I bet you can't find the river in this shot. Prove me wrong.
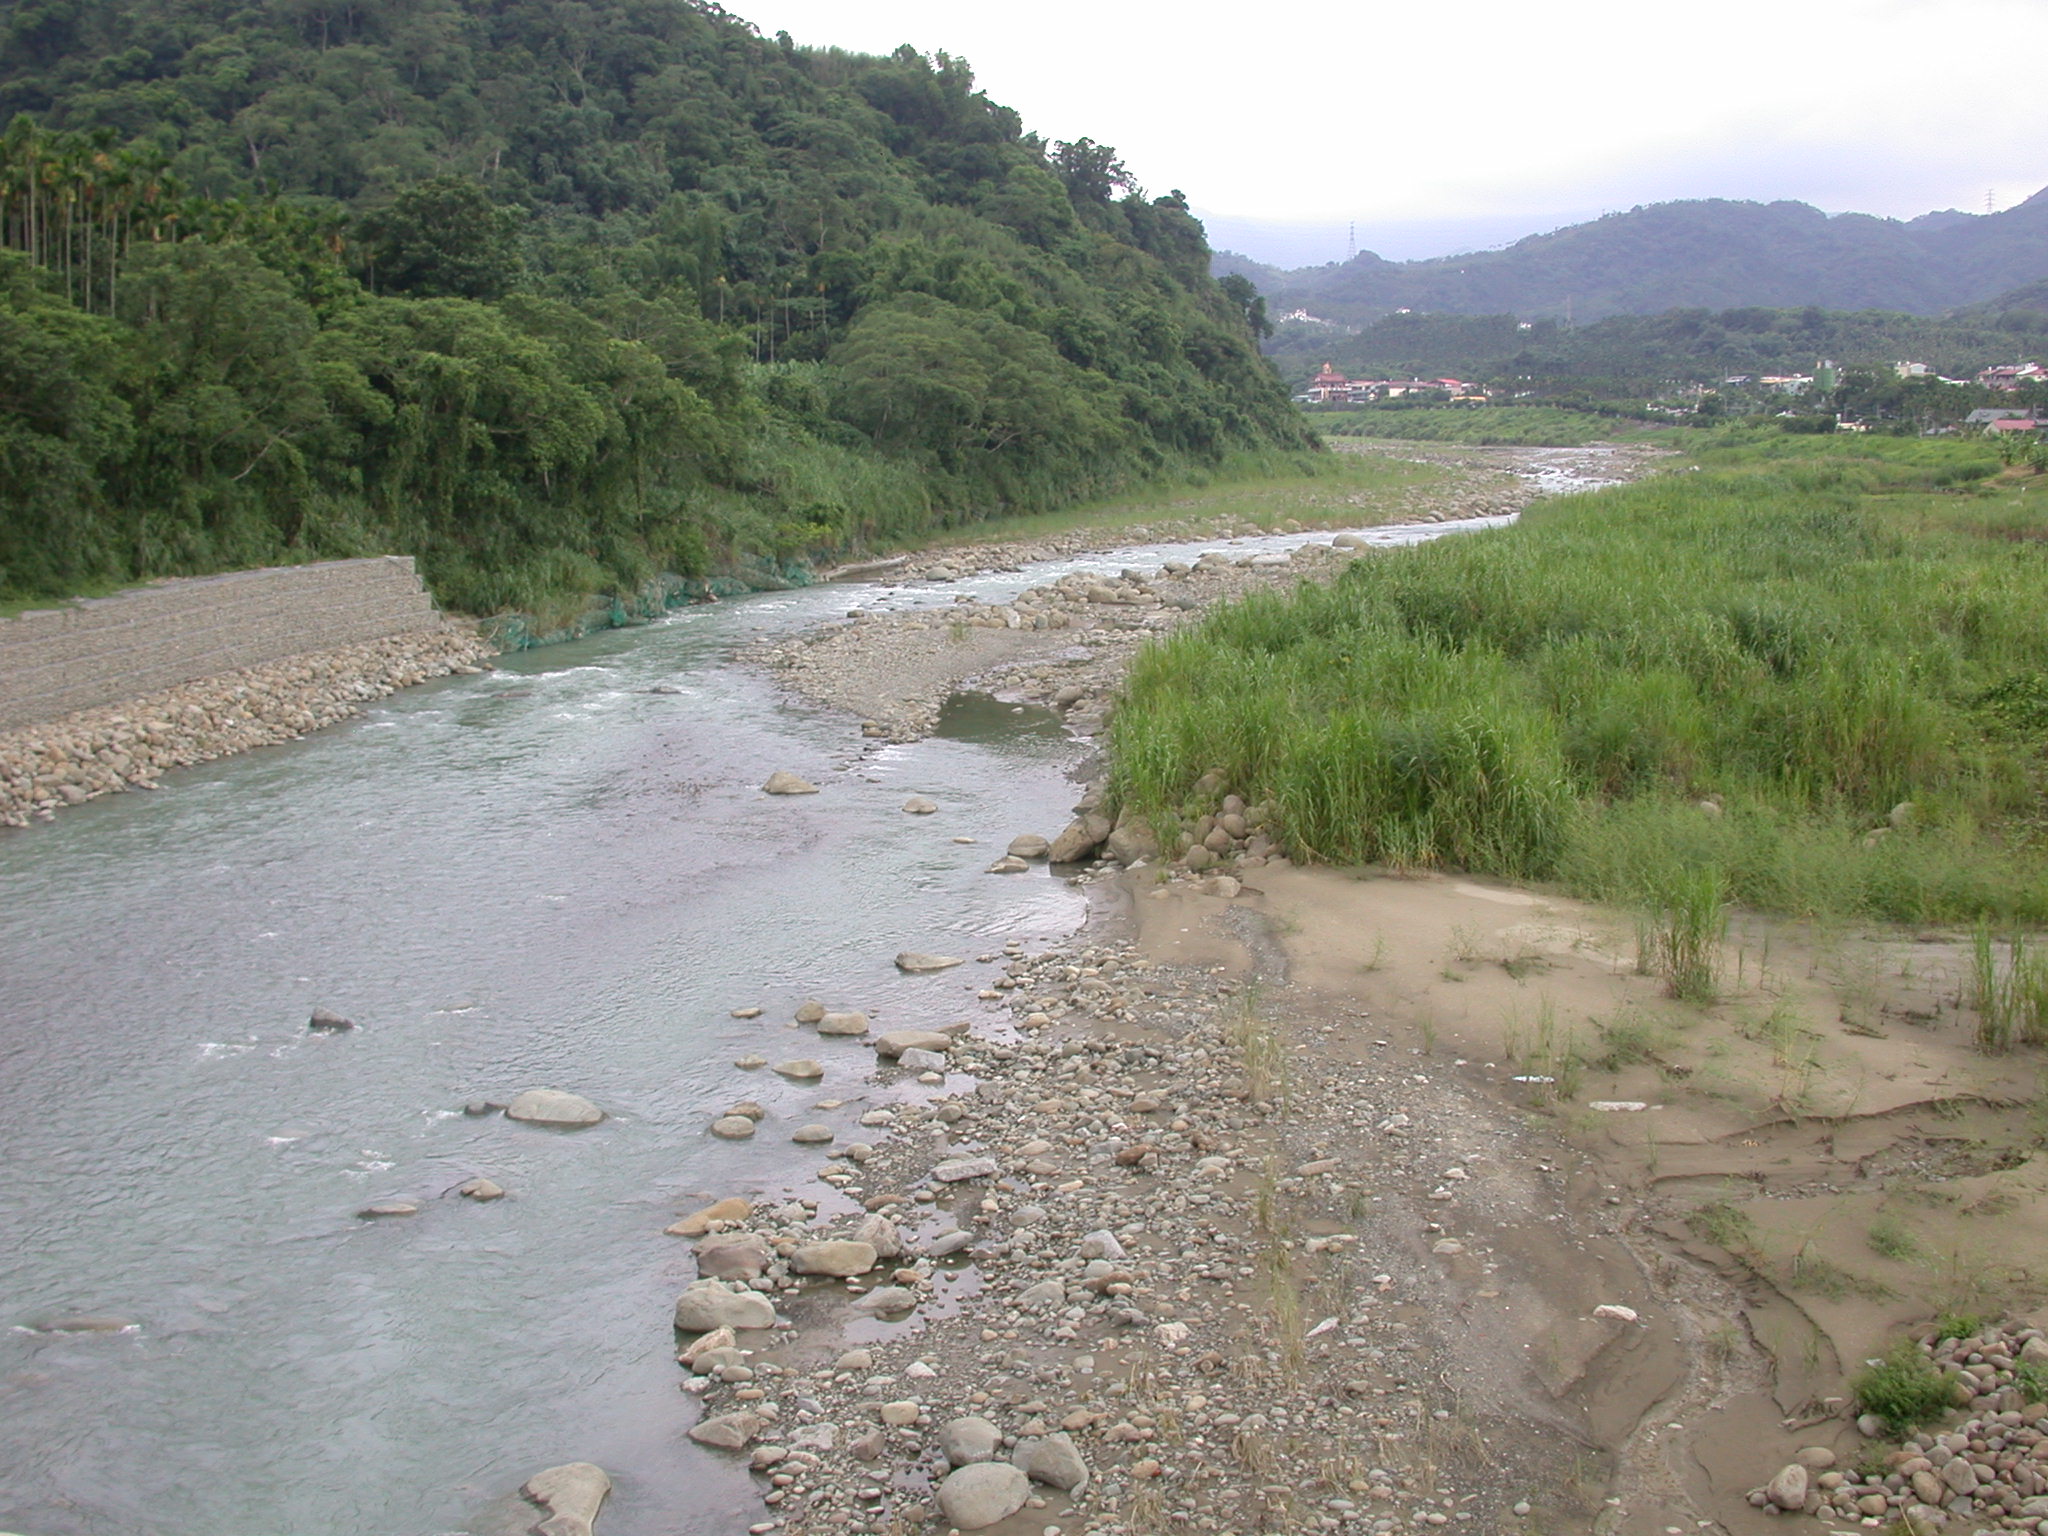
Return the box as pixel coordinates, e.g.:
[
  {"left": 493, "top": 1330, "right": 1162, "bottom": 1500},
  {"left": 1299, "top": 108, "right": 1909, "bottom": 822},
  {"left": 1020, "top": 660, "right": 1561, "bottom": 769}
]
[{"left": 0, "top": 459, "right": 1617, "bottom": 1536}]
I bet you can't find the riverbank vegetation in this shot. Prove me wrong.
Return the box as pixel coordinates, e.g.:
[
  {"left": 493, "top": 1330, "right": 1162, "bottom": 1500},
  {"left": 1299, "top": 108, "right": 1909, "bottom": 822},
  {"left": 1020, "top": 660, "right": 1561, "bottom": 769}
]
[
  {"left": 1317, "top": 404, "right": 1653, "bottom": 447},
  {"left": 914, "top": 446, "right": 1446, "bottom": 550},
  {"left": 0, "top": 0, "right": 1308, "bottom": 620},
  {"left": 1110, "top": 434, "right": 2048, "bottom": 923}
]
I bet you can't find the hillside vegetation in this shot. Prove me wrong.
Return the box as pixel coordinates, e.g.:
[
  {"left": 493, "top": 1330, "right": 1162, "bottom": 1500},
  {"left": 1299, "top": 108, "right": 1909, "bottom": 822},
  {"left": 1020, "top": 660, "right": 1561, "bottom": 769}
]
[
  {"left": 1110, "top": 435, "right": 2048, "bottom": 924},
  {"left": 1224, "top": 191, "right": 2048, "bottom": 326},
  {"left": 0, "top": 0, "right": 1307, "bottom": 618}
]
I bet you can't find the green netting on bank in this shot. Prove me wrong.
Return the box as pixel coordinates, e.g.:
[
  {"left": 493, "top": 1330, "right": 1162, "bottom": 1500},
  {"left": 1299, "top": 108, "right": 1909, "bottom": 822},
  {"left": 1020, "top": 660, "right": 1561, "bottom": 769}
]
[{"left": 481, "top": 559, "right": 816, "bottom": 651}]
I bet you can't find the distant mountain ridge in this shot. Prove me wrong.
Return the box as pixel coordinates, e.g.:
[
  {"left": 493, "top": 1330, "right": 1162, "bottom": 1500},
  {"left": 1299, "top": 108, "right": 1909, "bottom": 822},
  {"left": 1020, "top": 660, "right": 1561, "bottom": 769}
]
[{"left": 1220, "top": 189, "right": 2048, "bottom": 324}]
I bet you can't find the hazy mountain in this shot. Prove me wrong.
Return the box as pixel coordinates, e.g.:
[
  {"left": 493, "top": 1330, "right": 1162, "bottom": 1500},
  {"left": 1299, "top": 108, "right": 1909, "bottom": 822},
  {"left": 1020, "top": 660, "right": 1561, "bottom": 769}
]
[{"left": 1229, "top": 190, "right": 2048, "bottom": 324}]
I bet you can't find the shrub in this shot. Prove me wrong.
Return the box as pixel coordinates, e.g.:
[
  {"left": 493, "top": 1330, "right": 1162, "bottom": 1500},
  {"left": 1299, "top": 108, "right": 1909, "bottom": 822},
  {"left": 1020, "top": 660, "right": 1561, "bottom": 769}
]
[{"left": 1852, "top": 1342, "right": 1951, "bottom": 1436}]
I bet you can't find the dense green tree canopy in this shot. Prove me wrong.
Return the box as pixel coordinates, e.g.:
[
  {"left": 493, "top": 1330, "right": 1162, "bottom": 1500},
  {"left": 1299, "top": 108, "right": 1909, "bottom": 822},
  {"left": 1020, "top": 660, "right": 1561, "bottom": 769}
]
[{"left": 0, "top": 0, "right": 1309, "bottom": 616}]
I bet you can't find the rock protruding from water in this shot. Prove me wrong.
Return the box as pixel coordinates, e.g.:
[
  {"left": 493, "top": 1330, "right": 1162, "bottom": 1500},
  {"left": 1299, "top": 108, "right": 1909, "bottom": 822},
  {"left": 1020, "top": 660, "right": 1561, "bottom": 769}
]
[
  {"left": 902, "top": 795, "right": 938, "bottom": 814},
  {"left": 667, "top": 1197, "right": 750, "bottom": 1237},
  {"left": 875, "top": 1029, "right": 953, "bottom": 1059},
  {"left": 894, "top": 951, "right": 963, "bottom": 973},
  {"left": 308, "top": 1007, "right": 355, "bottom": 1031},
  {"left": 505, "top": 1089, "right": 604, "bottom": 1127},
  {"left": 689, "top": 1410, "right": 765, "bottom": 1450},
  {"left": 1047, "top": 813, "right": 1112, "bottom": 863},
  {"left": 457, "top": 1177, "right": 505, "bottom": 1201},
  {"left": 790, "top": 1239, "right": 878, "bottom": 1277},
  {"left": 761, "top": 770, "right": 818, "bottom": 795},
  {"left": 30, "top": 1314, "right": 136, "bottom": 1333},
  {"left": 937, "top": 1462, "right": 1030, "bottom": 1529},
  {"left": 674, "top": 1280, "right": 779, "bottom": 1332},
  {"left": 696, "top": 1233, "right": 773, "bottom": 1280},
  {"left": 816, "top": 1010, "right": 869, "bottom": 1036},
  {"left": 1006, "top": 833, "right": 1051, "bottom": 859},
  {"left": 522, "top": 1462, "right": 611, "bottom": 1536}
]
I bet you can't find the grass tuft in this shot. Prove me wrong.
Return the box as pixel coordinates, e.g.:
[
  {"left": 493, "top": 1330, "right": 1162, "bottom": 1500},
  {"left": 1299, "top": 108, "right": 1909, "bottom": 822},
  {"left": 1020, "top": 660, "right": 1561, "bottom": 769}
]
[{"left": 1852, "top": 1341, "right": 1951, "bottom": 1436}]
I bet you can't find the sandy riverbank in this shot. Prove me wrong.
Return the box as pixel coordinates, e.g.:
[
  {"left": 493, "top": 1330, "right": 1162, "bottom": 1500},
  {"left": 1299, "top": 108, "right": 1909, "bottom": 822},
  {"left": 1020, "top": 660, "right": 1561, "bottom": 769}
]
[{"left": 663, "top": 441, "right": 2048, "bottom": 1536}]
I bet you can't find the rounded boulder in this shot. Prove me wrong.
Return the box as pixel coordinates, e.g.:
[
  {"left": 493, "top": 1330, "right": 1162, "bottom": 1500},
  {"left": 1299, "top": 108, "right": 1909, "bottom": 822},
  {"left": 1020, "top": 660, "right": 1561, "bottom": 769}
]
[
  {"left": 937, "top": 1463, "right": 1030, "bottom": 1530},
  {"left": 790, "top": 1240, "right": 878, "bottom": 1278},
  {"left": 505, "top": 1089, "right": 605, "bottom": 1128}
]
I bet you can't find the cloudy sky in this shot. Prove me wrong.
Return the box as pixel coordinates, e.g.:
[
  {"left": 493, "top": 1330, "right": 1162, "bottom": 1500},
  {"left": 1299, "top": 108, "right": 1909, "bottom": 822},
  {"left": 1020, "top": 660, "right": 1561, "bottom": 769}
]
[{"left": 745, "top": 0, "right": 2048, "bottom": 267}]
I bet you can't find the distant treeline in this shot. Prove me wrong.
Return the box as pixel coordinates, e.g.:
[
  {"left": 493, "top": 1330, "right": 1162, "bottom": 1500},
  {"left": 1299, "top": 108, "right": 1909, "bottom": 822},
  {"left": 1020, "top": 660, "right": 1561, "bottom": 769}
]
[
  {"left": 1268, "top": 305, "right": 2048, "bottom": 399},
  {"left": 0, "top": 0, "right": 1307, "bottom": 616}
]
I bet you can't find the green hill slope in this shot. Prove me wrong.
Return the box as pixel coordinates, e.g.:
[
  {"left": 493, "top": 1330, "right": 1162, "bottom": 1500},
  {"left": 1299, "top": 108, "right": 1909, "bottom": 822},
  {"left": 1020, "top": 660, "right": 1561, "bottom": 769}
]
[{"left": 0, "top": 0, "right": 1307, "bottom": 617}]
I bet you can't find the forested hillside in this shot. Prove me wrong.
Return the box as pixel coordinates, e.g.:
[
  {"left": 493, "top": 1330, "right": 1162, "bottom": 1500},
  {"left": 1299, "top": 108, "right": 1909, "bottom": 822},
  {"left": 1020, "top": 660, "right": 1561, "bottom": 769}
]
[
  {"left": 1224, "top": 191, "right": 2048, "bottom": 326},
  {"left": 0, "top": 0, "right": 1308, "bottom": 617}
]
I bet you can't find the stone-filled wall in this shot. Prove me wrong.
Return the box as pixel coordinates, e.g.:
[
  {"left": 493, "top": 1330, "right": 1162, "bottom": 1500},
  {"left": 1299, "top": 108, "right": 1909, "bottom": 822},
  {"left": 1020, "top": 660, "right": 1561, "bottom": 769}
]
[{"left": 0, "top": 557, "right": 452, "bottom": 732}]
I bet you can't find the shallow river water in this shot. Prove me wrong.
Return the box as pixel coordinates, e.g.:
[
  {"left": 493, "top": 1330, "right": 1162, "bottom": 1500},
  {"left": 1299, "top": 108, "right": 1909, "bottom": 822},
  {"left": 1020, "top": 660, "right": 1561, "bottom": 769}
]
[{"left": 0, "top": 461, "right": 1613, "bottom": 1536}]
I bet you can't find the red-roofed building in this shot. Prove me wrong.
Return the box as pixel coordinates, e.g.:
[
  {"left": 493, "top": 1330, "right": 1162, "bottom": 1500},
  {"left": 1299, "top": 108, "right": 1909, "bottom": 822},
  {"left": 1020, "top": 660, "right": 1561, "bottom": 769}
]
[{"left": 1978, "top": 363, "right": 2046, "bottom": 391}]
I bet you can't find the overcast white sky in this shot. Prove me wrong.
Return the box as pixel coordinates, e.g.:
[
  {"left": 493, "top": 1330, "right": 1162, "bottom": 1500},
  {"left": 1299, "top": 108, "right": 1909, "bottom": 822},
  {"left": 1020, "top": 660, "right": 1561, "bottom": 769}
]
[{"left": 743, "top": 0, "right": 2048, "bottom": 266}]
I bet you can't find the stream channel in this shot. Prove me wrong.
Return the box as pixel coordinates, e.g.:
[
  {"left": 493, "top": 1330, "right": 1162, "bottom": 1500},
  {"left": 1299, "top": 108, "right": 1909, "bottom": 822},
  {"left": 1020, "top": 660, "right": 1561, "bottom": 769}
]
[{"left": 0, "top": 456, "right": 1613, "bottom": 1536}]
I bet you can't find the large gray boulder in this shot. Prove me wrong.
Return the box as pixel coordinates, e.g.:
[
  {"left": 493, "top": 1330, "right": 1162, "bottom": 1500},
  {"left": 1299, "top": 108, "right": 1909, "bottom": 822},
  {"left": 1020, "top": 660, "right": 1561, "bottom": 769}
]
[
  {"left": 1047, "top": 812, "right": 1113, "bottom": 863},
  {"left": 1018, "top": 1431, "right": 1090, "bottom": 1492},
  {"left": 894, "top": 951, "right": 963, "bottom": 973},
  {"left": 522, "top": 1462, "right": 612, "bottom": 1536},
  {"left": 789, "top": 1240, "right": 878, "bottom": 1277},
  {"left": 940, "top": 1416, "right": 1004, "bottom": 1466},
  {"left": 470, "top": 1462, "right": 612, "bottom": 1536},
  {"left": 852, "top": 1213, "right": 905, "bottom": 1259},
  {"left": 695, "top": 1233, "right": 773, "bottom": 1281},
  {"left": 689, "top": 1411, "right": 765, "bottom": 1450},
  {"left": 937, "top": 1463, "right": 1030, "bottom": 1529},
  {"left": 673, "top": 1280, "right": 778, "bottom": 1333},
  {"left": 505, "top": 1089, "right": 604, "bottom": 1127}
]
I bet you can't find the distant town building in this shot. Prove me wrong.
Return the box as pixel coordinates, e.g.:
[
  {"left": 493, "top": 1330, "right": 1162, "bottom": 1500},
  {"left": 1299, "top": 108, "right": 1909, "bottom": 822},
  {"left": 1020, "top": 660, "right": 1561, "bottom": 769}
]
[
  {"left": 1977, "top": 363, "right": 2047, "bottom": 391},
  {"left": 1966, "top": 408, "right": 2032, "bottom": 426},
  {"left": 1894, "top": 360, "right": 1931, "bottom": 377},
  {"left": 1292, "top": 364, "right": 1478, "bottom": 406},
  {"left": 1278, "top": 308, "right": 1332, "bottom": 326},
  {"left": 1985, "top": 417, "right": 2042, "bottom": 433}
]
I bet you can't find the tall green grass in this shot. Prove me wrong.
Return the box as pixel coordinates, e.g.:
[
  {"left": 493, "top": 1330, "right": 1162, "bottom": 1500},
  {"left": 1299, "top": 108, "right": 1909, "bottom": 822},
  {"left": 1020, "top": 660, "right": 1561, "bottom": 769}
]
[{"left": 1109, "top": 440, "right": 2048, "bottom": 923}]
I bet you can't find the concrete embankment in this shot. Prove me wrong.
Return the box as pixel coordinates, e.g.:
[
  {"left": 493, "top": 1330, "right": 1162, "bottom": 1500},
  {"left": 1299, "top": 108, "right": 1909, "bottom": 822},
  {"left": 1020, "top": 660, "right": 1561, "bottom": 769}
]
[{"left": 0, "top": 558, "right": 493, "bottom": 828}]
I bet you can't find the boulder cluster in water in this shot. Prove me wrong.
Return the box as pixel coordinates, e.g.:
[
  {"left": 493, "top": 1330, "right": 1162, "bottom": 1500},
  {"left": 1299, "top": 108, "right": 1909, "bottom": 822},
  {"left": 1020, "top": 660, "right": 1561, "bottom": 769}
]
[{"left": 0, "top": 629, "right": 494, "bottom": 828}]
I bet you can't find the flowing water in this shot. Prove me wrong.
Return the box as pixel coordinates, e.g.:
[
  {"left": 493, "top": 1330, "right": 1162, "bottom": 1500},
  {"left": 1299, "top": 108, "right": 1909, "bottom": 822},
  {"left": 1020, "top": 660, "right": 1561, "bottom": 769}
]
[{"left": 0, "top": 459, "right": 1611, "bottom": 1536}]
